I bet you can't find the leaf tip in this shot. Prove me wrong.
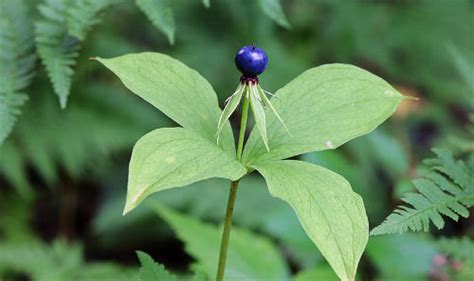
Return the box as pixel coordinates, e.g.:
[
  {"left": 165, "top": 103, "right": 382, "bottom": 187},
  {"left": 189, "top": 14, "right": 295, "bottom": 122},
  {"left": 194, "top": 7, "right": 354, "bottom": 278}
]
[
  {"left": 59, "top": 96, "right": 68, "bottom": 109},
  {"left": 122, "top": 205, "right": 132, "bottom": 216},
  {"left": 403, "top": 95, "right": 420, "bottom": 101},
  {"left": 281, "top": 21, "right": 292, "bottom": 30},
  {"left": 168, "top": 32, "right": 175, "bottom": 46},
  {"left": 202, "top": 0, "right": 210, "bottom": 8}
]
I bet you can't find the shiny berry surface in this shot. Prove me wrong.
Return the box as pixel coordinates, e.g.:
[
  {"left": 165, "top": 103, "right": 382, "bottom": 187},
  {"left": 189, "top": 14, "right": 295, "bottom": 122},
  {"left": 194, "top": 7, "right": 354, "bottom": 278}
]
[{"left": 234, "top": 45, "right": 268, "bottom": 77}]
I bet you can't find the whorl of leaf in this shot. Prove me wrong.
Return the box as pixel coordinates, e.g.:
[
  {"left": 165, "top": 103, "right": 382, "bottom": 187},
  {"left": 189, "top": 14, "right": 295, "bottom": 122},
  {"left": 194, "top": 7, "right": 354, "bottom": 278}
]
[
  {"left": 0, "top": 0, "right": 36, "bottom": 145},
  {"left": 371, "top": 148, "right": 474, "bottom": 235},
  {"left": 35, "top": 0, "right": 111, "bottom": 108}
]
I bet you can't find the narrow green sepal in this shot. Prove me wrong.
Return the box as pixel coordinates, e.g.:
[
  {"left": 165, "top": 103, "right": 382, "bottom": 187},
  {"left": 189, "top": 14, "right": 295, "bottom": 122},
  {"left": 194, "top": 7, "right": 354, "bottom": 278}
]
[
  {"left": 257, "top": 86, "right": 292, "bottom": 136},
  {"left": 216, "top": 83, "right": 245, "bottom": 145},
  {"left": 249, "top": 85, "right": 269, "bottom": 151}
]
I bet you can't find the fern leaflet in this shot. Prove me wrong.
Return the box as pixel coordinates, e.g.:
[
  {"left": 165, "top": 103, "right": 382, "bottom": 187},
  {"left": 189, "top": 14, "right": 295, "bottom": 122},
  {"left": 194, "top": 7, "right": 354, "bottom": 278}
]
[
  {"left": 0, "top": 0, "right": 36, "bottom": 145},
  {"left": 371, "top": 148, "right": 474, "bottom": 235},
  {"left": 35, "top": 0, "right": 111, "bottom": 108},
  {"left": 136, "top": 0, "right": 176, "bottom": 45},
  {"left": 67, "top": 0, "right": 112, "bottom": 40},
  {"left": 137, "top": 251, "right": 177, "bottom": 281}
]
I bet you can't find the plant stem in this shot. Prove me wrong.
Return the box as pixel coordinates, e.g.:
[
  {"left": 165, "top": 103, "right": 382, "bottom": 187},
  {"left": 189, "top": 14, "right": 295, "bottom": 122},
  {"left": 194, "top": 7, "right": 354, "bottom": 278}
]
[
  {"left": 236, "top": 91, "right": 250, "bottom": 162},
  {"left": 216, "top": 87, "right": 249, "bottom": 281},
  {"left": 216, "top": 180, "right": 239, "bottom": 281}
]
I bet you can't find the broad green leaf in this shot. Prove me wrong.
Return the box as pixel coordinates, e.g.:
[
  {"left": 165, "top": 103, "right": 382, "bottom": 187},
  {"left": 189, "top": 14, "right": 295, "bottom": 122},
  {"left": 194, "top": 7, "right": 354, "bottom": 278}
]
[
  {"left": 258, "top": 0, "right": 291, "bottom": 29},
  {"left": 136, "top": 251, "right": 176, "bottom": 281},
  {"left": 254, "top": 160, "right": 369, "bottom": 281},
  {"left": 124, "top": 128, "right": 246, "bottom": 214},
  {"left": 136, "top": 0, "right": 175, "bottom": 44},
  {"left": 94, "top": 53, "right": 236, "bottom": 154},
  {"left": 153, "top": 204, "right": 289, "bottom": 281},
  {"left": 242, "top": 64, "right": 404, "bottom": 166},
  {"left": 249, "top": 85, "right": 269, "bottom": 151}
]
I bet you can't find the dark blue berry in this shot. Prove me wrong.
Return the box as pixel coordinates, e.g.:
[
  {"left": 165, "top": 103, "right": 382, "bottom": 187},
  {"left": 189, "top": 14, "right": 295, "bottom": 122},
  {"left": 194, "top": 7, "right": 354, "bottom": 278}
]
[{"left": 235, "top": 45, "right": 268, "bottom": 78}]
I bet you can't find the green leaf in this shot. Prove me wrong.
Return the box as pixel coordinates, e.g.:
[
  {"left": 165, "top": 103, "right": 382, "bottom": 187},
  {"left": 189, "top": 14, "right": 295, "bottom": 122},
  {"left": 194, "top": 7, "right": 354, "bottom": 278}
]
[
  {"left": 153, "top": 204, "right": 289, "bottom": 281},
  {"left": 136, "top": 251, "right": 176, "bottom": 281},
  {"left": 66, "top": 0, "right": 112, "bottom": 41},
  {"left": 254, "top": 160, "right": 368, "bottom": 281},
  {"left": 242, "top": 64, "right": 404, "bottom": 166},
  {"left": 0, "top": 82, "right": 166, "bottom": 195},
  {"left": 201, "top": 0, "right": 210, "bottom": 8},
  {"left": 36, "top": 0, "right": 110, "bottom": 108},
  {"left": 249, "top": 85, "right": 269, "bottom": 151},
  {"left": 0, "top": 239, "right": 138, "bottom": 281},
  {"left": 258, "top": 0, "right": 291, "bottom": 29},
  {"left": 35, "top": 0, "right": 80, "bottom": 108},
  {"left": 371, "top": 148, "right": 474, "bottom": 235},
  {"left": 0, "top": 0, "right": 35, "bottom": 144},
  {"left": 124, "top": 128, "right": 246, "bottom": 214},
  {"left": 136, "top": 0, "right": 175, "bottom": 45},
  {"left": 448, "top": 44, "right": 474, "bottom": 90},
  {"left": 94, "top": 52, "right": 236, "bottom": 155},
  {"left": 0, "top": 94, "right": 28, "bottom": 145}
]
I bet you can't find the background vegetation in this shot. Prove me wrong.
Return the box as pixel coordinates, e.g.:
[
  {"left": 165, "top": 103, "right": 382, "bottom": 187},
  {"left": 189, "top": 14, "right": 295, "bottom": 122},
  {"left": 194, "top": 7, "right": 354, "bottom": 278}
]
[{"left": 0, "top": 0, "right": 473, "bottom": 280}]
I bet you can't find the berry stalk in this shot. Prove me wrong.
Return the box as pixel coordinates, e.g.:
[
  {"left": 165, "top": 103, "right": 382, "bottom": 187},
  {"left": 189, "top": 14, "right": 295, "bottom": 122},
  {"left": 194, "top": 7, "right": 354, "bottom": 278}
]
[{"left": 216, "top": 93, "right": 250, "bottom": 281}]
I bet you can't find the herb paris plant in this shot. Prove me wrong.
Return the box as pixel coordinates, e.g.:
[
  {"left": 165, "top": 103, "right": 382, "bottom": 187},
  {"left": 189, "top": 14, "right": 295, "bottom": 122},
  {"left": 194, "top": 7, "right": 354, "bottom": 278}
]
[{"left": 94, "top": 47, "right": 405, "bottom": 281}]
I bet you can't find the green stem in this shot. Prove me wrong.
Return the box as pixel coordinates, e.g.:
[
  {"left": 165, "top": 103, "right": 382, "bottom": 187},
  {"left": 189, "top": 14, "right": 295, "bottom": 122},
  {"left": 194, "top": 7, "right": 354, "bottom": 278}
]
[
  {"left": 236, "top": 93, "right": 249, "bottom": 162},
  {"left": 216, "top": 87, "right": 249, "bottom": 281}
]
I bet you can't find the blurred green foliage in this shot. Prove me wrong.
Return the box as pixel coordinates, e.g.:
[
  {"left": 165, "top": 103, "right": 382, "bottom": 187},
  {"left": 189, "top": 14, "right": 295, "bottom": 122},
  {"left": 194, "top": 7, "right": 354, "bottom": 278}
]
[{"left": 1, "top": 0, "right": 473, "bottom": 280}]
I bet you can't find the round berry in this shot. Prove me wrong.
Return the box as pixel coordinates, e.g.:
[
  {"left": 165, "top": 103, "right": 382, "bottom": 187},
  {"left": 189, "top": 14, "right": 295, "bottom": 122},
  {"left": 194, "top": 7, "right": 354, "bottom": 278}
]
[{"left": 234, "top": 45, "right": 268, "bottom": 77}]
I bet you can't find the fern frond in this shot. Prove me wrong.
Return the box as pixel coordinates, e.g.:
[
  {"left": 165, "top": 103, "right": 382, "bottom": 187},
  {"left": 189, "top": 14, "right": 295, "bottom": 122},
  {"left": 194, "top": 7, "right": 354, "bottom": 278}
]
[
  {"left": 0, "top": 239, "right": 137, "bottom": 281},
  {"left": 67, "top": 0, "right": 112, "bottom": 40},
  {"left": 437, "top": 237, "right": 474, "bottom": 263},
  {"left": 137, "top": 251, "right": 178, "bottom": 281},
  {"left": 0, "top": 94, "right": 28, "bottom": 143},
  {"left": 0, "top": 0, "right": 36, "bottom": 145},
  {"left": 371, "top": 148, "right": 474, "bottom": 235},
  {"left": 0, "top": 82, "right": 168, "bottom": 192},
  {"left": 35, "top": 0, "right": 81, "bottom": 108},
  {"left": 437, "top": 237, "right": 474, "bottom": 280},
  {"left": 136, "top": 0, "right": 175, "bottom": 45},
  {"left": 35, "top": 0, "right": 111, "bottom": 108}
]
